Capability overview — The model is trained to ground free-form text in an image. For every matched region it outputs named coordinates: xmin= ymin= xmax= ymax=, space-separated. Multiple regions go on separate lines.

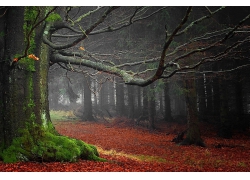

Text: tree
xmin=164 ymin=80 xmax=173 ymax=122
xmin=0 ymin=7 xmax=102 ymax=163
xmin=82 ymin=75 xmax=95 ymax=121
xmin=1 ymin=6 xmax=250 ymax=162
xmin=180 ymin=76 xmax=205 ymax=146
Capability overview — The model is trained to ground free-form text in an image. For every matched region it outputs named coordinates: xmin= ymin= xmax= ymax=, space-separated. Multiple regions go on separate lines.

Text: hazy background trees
xmin=47 ymin=6 xmax=250 ymax=144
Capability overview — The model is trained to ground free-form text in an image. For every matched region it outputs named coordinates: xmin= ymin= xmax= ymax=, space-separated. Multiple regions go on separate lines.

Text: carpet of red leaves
xmin=1 ymin=118 xmax=250 ymax=172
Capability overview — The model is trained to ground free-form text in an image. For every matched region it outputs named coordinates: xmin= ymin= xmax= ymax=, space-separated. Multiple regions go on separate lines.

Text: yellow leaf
xmin=79 ymin=46 xmax=85 ymax=51
xmin=28 ymin=54 xmax=39 ymax=61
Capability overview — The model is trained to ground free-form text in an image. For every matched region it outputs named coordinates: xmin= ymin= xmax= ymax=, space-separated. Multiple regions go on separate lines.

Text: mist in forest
xmin=48 ymin=6 xmax=250 ymax=138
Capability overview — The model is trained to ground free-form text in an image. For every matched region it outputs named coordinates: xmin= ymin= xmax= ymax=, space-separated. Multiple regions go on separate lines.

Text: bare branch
xmin=74 ymin=6 xmax=104 ymax=24
xmin=43 ymin=6 xmax=119 ymax=50
xmin=0 ymin=7 xmax=8 ymax=18
xmin=176 ymin=6 xmax=225 ymax=36
xmin=166 ymin=12 xmax=250 ymax=68
xmin=89 ymin=7 xmax=167 ymax=35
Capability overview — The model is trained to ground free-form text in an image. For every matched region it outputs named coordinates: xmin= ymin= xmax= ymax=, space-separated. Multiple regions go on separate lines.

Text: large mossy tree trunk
xmin=0 ymin=7 xmax=103 ymax=163
xmin=179 ymin=76 xmax=205 ymax=147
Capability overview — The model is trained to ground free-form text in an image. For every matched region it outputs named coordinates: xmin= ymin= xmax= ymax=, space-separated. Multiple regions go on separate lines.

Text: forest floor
xmin=1 ymin=115 xmax=250 ymax=172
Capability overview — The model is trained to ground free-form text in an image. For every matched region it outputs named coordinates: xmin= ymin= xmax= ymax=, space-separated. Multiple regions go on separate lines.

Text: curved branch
xmin=43 ymin=6 xmax=119 ymax=50
xmin=149 ymin=7 xmax=193 ymax=82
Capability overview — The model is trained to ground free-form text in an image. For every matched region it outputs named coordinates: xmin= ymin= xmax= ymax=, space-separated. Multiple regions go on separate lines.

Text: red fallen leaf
xmin=13 ymin=58 xmax=18 ymax=62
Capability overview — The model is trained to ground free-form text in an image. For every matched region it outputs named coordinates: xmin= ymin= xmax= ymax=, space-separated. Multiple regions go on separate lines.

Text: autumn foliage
xmin=1 ymin=117 xmax=250 ymax=172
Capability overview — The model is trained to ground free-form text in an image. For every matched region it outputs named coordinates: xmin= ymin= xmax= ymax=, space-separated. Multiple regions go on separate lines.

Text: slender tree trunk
xmin=142 ymin=87 xmax=149 ymax=119
xmin=234 ymin=64 xmax=246 ymax=131
xmin=108 ymin=81 xmax=115 ymax=107
xmin=205 ymin=76 xmax=213 ymax=119
xmin=218 ymin=76 xmax=232 ymax=138
xmin=82 ymin=75 xmax=95 ymax=121
xmin=196 ymin=73 xmax=206 ymax=122
xmin=115 ymin=78 xmax=125 ymax=116
xmin=92 ymin=80 xmax=98 ymax=108
xmin=136 ymin=86 xmax=142 ymax=118
xmin=212 ymin=75 xmax=221 ymax=123
xmin=164 ymin=80 xmax=173 ymax=122
xmin=180 ymin=77 xmax=205 ymax=147
xmin=148 ymin=84 xmax=156 ymax=129
xmin=127 ymin=85 xmax=135 ymax=120
xmin=159 ymin=90 xmax=164 ymax=118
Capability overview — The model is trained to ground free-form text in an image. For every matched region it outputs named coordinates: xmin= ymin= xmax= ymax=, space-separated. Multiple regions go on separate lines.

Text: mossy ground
xmin=0 ymin=123 xmax=106 ymax=163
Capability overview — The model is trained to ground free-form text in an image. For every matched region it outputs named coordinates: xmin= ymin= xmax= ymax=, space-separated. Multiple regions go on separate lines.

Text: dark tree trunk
xmin=108 ymin=81 xmax=115 ymax=106
xmin=66 ymin=81 xmax=79 ymax=104
xmin=196 ymin=73 xmax=206 ymax=122
xmin=180 ymin=77 xmax=205 ymax=147
xmin=205 ymin=76 xmax=213 ymax=119
xmin=0 ymin=7 xmax=102 ymax=163
xmin=218 ymin=76 xmax=232 ymax=138
xmin=127 ymin=85 xmax=135 ymax=120
xmin=92 ymin=80 xmax=98 ymax=108
xmin=164 ymin=80 xmax=173 ymax=122
xmin=142 ymin=86 xmax=149 ymax=119
xmin=82 ymin=75 xmax=95 ymax=121
xmin=211 ymin=75 xmax=221 ymax=123
xmin=115 ymin=78 xmax=125 ymax=116
xmin=148 ymin=84 xmax=156 ymax=129
xmin=234 ymin=63 xmax=246 ymax=131
xmin=136 ymin=86 xmax=142 ymax=118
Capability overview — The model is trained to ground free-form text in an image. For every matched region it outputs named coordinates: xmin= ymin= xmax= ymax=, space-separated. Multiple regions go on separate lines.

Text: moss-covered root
xmin=1 ymin=131 xmax=106 ymax=163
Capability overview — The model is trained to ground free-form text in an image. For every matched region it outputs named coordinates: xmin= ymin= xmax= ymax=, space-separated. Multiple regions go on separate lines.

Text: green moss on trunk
xmin=0 ymin=7 xmax=105 ymax=163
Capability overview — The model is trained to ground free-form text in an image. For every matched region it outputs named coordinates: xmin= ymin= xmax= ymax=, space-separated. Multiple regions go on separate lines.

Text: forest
xmin=0 ymin=6 xmax=250 ymax=172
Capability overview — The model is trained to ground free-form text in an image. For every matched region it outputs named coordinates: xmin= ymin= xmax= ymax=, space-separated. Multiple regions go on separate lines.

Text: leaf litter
xmin=1 ymin=119 xmax=250 ymax=172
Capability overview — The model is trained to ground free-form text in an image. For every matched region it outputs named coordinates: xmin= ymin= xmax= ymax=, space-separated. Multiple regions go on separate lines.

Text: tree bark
xmin=127 ymin=85 xmax=135 ymax=120
xmin=218 ymin=76 xmax=232 ymax=138
xmin=148 ymin=84 xmax=156 ymax=129
xmin=82 ymin=75 xmax=95 ymax=121
xmin=164 ymin=80 xmax=173 ymax=122
xmin=115 ymin=77 xmax=125 ymax=116
xmin=196 ymin=73 xmax=206 ymax=122
xmin=136 ymin=86 xmax=142 ymax=118
xmin=179 ymin=77 xmax=205 ymax=147
xmin=0 ymin=7 xmax=103 ymax=163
